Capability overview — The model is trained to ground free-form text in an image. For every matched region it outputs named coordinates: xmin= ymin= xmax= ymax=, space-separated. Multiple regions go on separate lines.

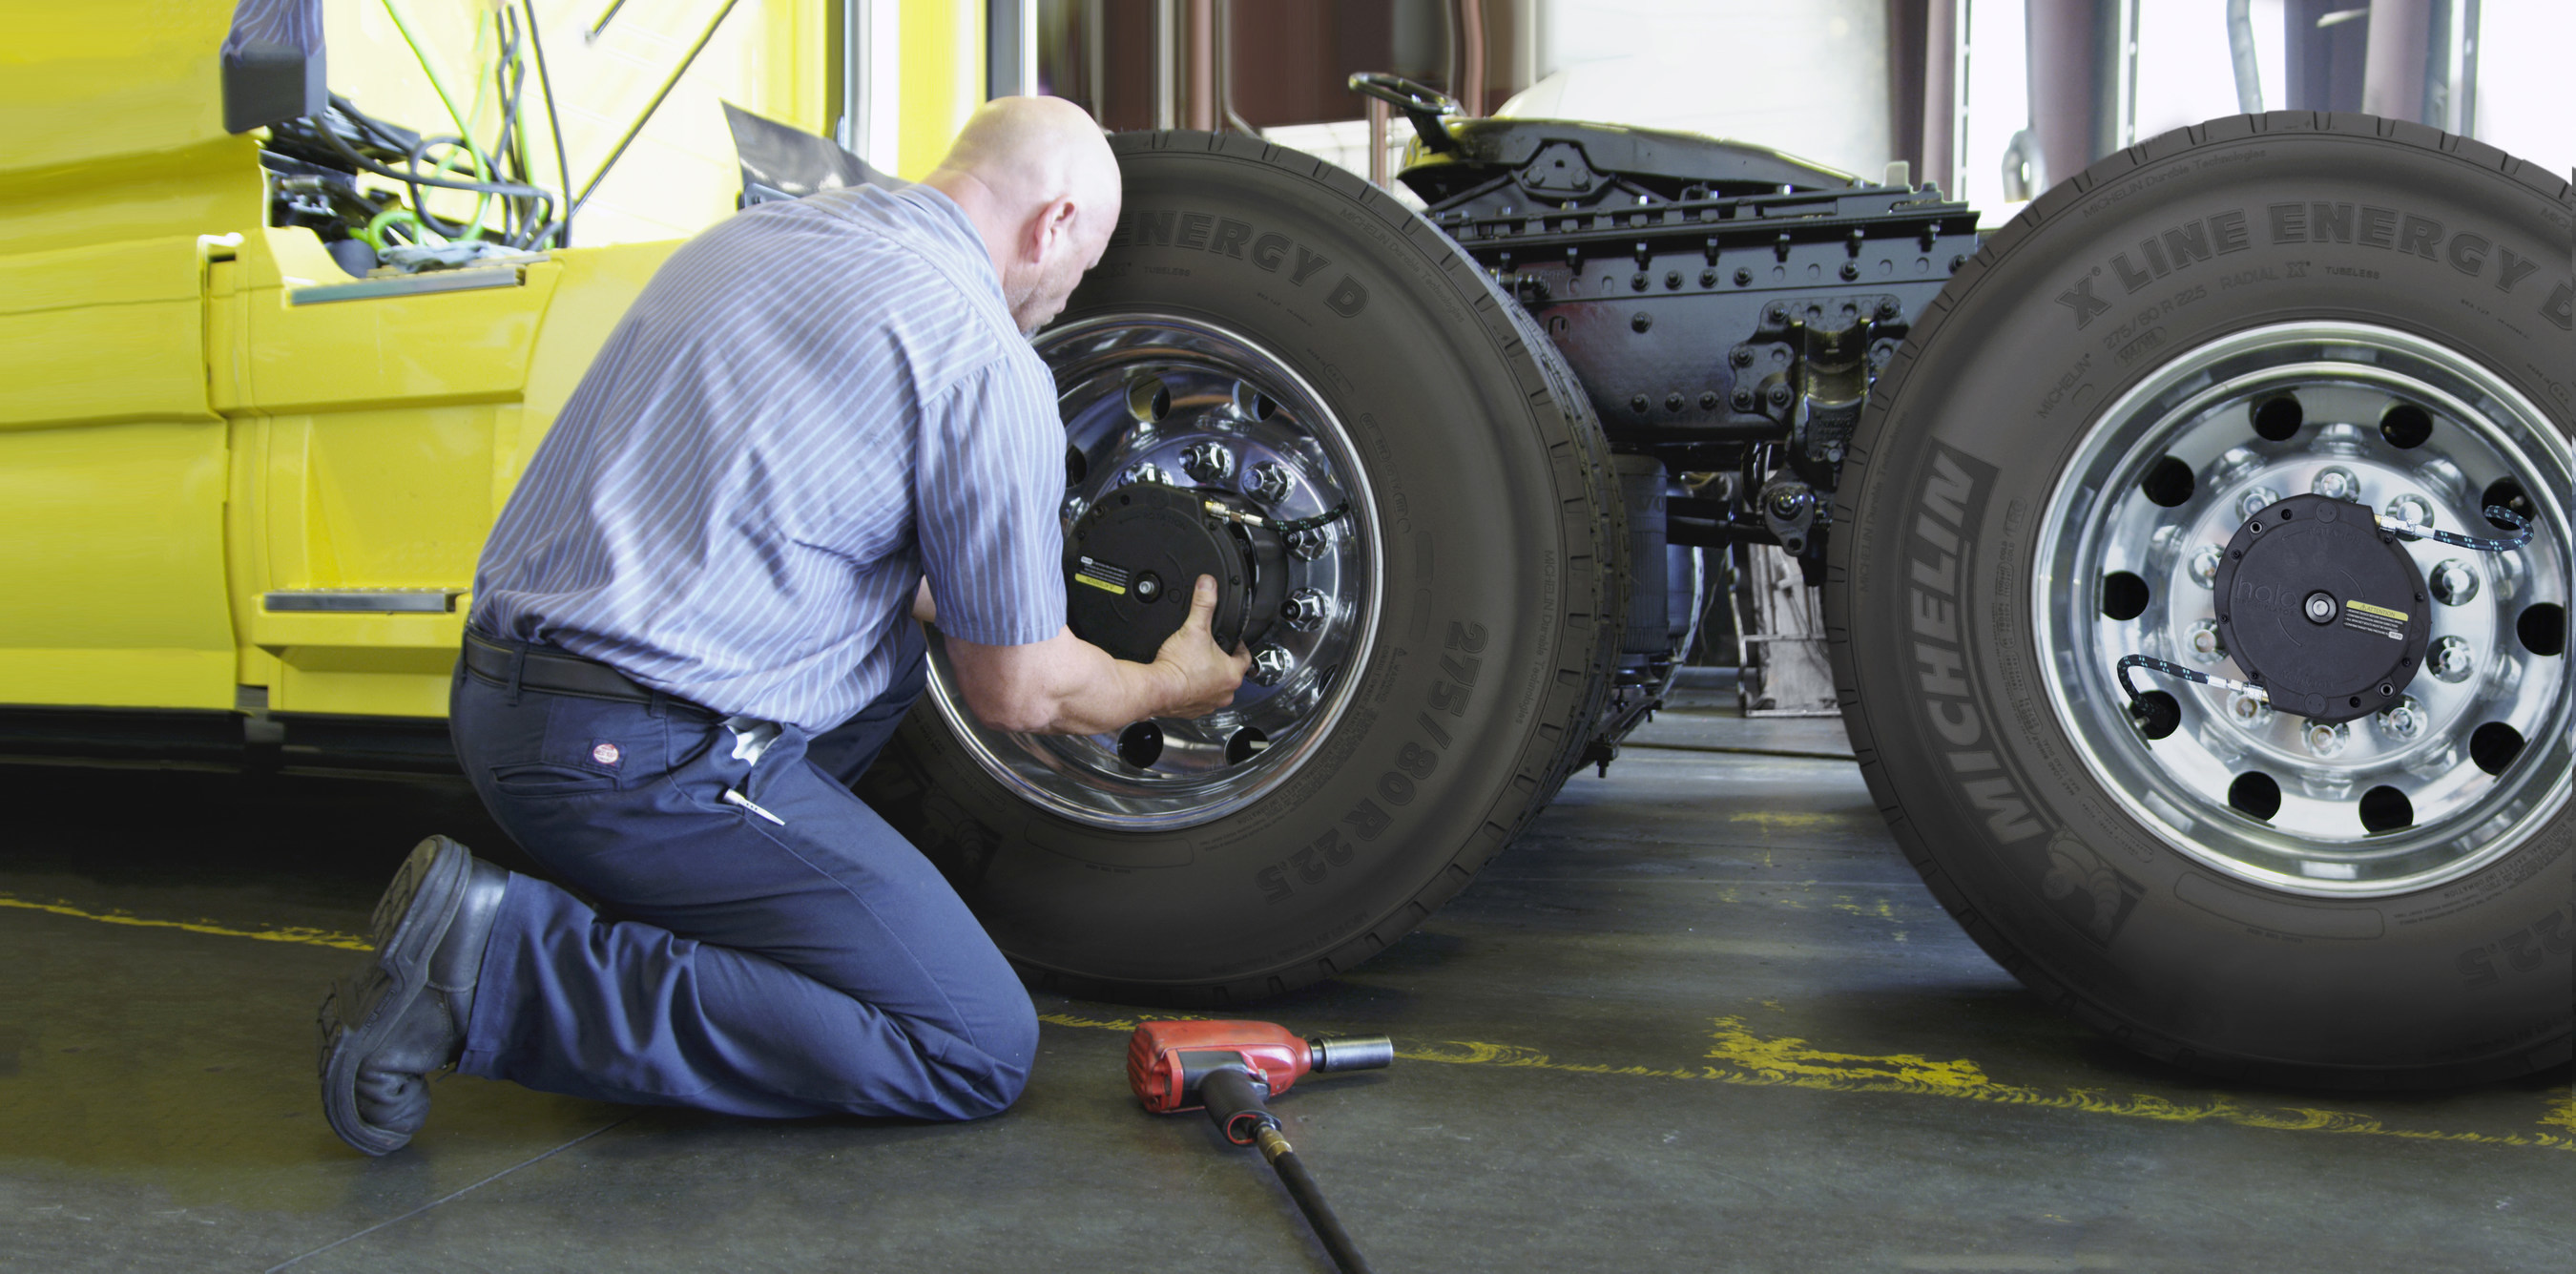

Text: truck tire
xmin=860 ymin=132 xmax=1621 ymax=1003
xmin=1831 ymin=113 xmax=2572 ymax=1087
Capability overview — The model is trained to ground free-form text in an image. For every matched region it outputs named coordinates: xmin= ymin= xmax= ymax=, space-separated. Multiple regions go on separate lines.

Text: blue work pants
xmin=446 ymin=639 xmax=1035 ymax=1120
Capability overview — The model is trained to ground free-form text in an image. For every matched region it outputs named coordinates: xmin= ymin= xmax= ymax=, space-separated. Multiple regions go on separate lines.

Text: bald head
xmin=923 ymin=97 xmax=1122 ymax=334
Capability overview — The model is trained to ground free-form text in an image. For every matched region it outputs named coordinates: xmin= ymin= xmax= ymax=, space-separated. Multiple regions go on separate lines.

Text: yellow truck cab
xmin=0 ymin=2 xmax=961 ymax=770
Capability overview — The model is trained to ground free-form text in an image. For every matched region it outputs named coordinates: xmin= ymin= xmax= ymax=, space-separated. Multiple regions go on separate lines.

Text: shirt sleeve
xmin=913 ymin=351 xmax=1068 ymax=647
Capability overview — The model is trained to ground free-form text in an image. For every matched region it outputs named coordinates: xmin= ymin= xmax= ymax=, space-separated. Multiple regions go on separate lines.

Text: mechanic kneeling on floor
xmin=316 ymin=96 xmax=1251 ymax=1156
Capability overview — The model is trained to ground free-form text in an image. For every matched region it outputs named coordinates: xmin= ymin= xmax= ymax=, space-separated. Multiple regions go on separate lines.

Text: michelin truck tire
xmin=1832 ymin=114 xmax=2572 ymax=1087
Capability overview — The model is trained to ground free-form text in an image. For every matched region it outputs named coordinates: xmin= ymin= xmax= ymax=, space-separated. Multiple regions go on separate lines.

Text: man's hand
xmin=1150 ymin=575 xmax=1255 ymax=719
xmin=942 ymin=574 xmax=1250 ymax=736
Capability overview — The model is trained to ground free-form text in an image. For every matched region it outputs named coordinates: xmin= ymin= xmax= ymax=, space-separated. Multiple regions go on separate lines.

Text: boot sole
xmin=318 ymin=835 xmax=471 ymax=1156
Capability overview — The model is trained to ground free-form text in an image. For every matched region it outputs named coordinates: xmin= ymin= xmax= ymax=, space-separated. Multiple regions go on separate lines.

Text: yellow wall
xmin=895 ymin=0 xmax=984 ymax=179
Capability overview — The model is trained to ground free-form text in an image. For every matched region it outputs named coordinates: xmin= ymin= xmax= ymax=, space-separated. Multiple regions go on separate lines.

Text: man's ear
xmin=1028 ymin=197 xmax=1079 ymax=263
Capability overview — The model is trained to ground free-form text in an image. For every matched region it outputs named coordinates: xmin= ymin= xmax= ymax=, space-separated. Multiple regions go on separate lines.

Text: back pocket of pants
xmin=489 ymin=762 xmax=619 ymax=797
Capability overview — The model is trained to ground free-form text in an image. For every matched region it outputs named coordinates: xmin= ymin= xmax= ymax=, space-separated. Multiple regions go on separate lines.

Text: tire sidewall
xmin=1838 ymin=117 xmax=2574 ymax=1081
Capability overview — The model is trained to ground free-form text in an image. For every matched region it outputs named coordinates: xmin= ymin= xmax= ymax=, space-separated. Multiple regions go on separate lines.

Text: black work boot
xmin=318 ymin=835 xmax=509 ymax=1156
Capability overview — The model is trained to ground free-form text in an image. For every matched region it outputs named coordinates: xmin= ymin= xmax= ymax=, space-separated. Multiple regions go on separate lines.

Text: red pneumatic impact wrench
xmin=1128 ymin=1020 xmax=1393 ymax=1274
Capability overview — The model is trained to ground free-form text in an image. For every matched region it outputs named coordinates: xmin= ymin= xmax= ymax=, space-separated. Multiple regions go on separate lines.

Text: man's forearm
xmin=944 ymin=574 xmax=1245 ymax=733
xmin=948 ymin=627 xmax=1188 ymax=735
xmin=1033 ymin=640 xmax=1190 ymax=735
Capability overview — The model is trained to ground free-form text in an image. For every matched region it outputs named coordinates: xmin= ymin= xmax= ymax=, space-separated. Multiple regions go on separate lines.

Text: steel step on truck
xmin=4 ymin=8 xmax=2566 ymax=1091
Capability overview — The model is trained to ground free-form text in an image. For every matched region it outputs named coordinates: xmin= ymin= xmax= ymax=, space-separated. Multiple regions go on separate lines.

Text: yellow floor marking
xmin=1704 ymin=1016 xmax=2576 ymax=1151
xmin=1832 ymin=896 xmax=1908 ymax=943
xmin=21 ymin=900 xmax=2563 ymax=1152
xmin=1045 ymin=1011 xmax=2574 ymax=1154
xmin=0 ymin=893 xmax=371 ymax=951
xmin=1725 ymin=811 xmax=1847 ymax=829
xmin=1039 ymin=1011 xmax=1210 ymax=1034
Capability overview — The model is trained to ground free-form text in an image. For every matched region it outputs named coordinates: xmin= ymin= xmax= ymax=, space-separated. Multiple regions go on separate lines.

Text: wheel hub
xmin=1066 ymin=483 xmax=1282 ymax=662
xmin=2211 ymin=492 xmax=2429 ymax=723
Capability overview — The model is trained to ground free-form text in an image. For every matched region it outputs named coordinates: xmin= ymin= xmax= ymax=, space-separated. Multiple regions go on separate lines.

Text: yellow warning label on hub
xmin=1073 ymin=554 xmax=1132 ymax=596
xmin=2343 ymin=598 xmax=2408 ymax=640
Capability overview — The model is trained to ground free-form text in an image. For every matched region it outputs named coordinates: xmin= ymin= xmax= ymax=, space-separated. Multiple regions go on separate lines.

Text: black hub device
xmin=1065 ymin=483 xmax=1282 ymax=664
xmin=2211 ymin=493 xmax=2430 ymax=724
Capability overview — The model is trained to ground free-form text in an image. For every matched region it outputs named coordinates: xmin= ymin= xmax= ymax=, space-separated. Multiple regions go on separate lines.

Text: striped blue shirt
xmin=470 ymin=185 xmax=1067 ymax=733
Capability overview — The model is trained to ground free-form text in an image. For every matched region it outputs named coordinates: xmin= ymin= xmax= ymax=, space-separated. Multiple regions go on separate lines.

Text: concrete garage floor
xmin=3 ymin=679 xmax=2569 ymax=1273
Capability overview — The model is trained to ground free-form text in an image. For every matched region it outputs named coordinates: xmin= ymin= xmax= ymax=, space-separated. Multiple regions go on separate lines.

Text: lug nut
xmin=2429 ymin=559 xmax=2479 ymax=606
xmin=1124 ymin=462 xmax=1171 ymax=487
xmin=2428 ymin=635 xmax=2475 ymax=682
xmin=2375 ymin=696 xmax=2428 ymax=741
xmin=2310 ymin=466 xmax=2360 ymax=501
xmin=2189 ymin=545 xmax=2224 ymax=588
xmin=1180 ymin=441 xmax=1236 ymax=484
xmin=1061 ymin=494 xmax=1086 ymax=524
xmin=2235 ymin=486 xmax=2281 ymax=520
xmin=2383 ymin=493 xmax=2434 ymax=528
xmin=2227 ymin=691 xmax=2273 ymax=731
xmin=2303 ymin=719 xmax=2351 ymax=757
xmin=1247 ymin=461 xmax=1296 ymax=505
xmin=1282 ymin=588 xmax=1332 ymax=632
xmin=1284 ymin=528 xmax=1329 ymax=561
xmin=1249 ymin=645 xmax=1294 ymax=686
xmin=2185 ymin=619 xmax=2224 ymax=663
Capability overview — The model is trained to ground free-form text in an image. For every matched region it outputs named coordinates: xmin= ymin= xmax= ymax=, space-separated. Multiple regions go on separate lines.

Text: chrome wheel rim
xmin=2034 ymin=322 xmax=2571 ymax=896
xmin=924 ymin=315 xmax=1381 ymax=831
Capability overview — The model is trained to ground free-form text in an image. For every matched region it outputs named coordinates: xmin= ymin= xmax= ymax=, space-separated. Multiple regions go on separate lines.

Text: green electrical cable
xmin=510 ymin=20 xmax=533 ymax=187
xmin=364 ymin=206 xmax=436 ymax=249
xmin=381 ymin=0 xmax=495 ymax=240
xmin=464 ymin=10 xmax=494 ymax=144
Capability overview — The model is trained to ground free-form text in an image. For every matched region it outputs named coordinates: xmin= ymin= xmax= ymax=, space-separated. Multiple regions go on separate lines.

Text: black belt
xmin=463 ymin=630 xmax=656 ymax=703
